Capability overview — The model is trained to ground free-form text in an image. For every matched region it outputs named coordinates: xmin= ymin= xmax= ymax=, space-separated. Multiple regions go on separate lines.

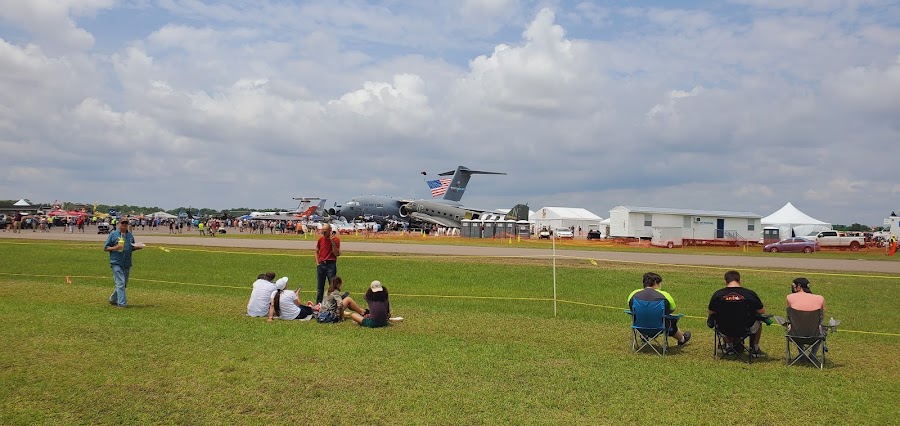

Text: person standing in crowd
xmin=103 ymin=220 xmax=143 ymax=308
xmin=314 ymin=224 xmax=341 ymax=304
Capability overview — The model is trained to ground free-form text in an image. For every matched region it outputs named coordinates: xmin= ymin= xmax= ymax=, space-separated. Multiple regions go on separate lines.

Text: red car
xmin=763 ymin=238 xmax=819 ymax=253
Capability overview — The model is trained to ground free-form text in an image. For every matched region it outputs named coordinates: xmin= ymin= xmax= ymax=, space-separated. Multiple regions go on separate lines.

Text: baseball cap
xmin=792 ymin=277 xmax=810 ymax=289
xmin=276 ymin=277 xmax=288 ymax=290
xmin=370 ymin=280 xmax=384 ymax=292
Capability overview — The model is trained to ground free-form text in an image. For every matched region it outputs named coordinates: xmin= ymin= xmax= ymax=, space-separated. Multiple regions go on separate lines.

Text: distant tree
xmin=847 ymin=223 xmax=871 ymax=232
xmin=832 ymin=224 xmax=846 ymax=231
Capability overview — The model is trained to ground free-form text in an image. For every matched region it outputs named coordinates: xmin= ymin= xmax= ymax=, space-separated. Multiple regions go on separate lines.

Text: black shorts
xmin=293 ymin=305 xmax=313 ymax=320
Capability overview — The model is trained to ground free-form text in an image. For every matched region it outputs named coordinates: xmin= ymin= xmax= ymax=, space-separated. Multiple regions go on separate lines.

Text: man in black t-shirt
xmin=708 ymin=270 xmax=767 ymax=357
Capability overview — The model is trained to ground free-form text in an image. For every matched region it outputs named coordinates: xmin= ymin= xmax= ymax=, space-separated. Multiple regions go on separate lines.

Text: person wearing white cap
xmin=350 ymin=280 xmax=391 ymax=328
xmin=267 ymin=277 xmax=314 ymax=322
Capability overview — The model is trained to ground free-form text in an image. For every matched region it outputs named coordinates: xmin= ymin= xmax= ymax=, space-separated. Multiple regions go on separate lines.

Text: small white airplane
xmin=249 ymin=197 xmax=326 ymax=220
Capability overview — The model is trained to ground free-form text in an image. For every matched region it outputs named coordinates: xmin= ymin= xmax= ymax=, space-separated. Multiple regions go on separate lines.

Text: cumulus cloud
xmin=0 ymin=0 xmax=114 ymax=51
xmin=0 ymin=1 xmax=898 ymax=225
xmin=455 ymin=8 xmax=593 ymax=114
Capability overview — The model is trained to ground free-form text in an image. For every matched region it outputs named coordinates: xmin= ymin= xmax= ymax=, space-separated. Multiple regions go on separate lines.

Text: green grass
xmin=160 ymin=229 xmax=900 ymax=261
xmin=1 ymin=240 xmax=898 ymax=425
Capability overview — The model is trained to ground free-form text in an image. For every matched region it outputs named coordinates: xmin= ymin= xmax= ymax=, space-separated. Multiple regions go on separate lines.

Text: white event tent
xmin=150 ymin=211 xmax=177 ymax=219
xmin=762 ymin=202 xmax=832 ymax=238
xmin=530 ymin=207 xmax=603 ymax=232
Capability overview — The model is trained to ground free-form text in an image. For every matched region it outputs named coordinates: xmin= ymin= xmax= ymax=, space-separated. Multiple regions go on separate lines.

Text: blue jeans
xmin=315 ymin=261 xmax=337 ymax=304
xmin=109 ymin=264 xmax=130 ymax=306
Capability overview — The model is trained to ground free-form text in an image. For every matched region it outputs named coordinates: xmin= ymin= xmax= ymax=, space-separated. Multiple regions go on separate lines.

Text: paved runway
xmin=3 ymin=229 xmax=898 ymax=274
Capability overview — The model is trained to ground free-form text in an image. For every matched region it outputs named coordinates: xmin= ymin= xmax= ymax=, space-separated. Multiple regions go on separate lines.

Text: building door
xmin=716 ymin=218 xmax=725 ymax=238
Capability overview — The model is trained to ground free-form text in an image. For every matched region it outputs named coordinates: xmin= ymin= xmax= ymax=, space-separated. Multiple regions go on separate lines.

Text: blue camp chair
xmin=625 ymin=299 xmax=684 ymax=356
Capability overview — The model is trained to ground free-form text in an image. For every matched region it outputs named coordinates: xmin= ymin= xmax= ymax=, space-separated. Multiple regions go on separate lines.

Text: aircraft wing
xmin=247 ymin=213 xmax=301 ymax=221
xmin=408 ymin=212 xmax=460 ymax=228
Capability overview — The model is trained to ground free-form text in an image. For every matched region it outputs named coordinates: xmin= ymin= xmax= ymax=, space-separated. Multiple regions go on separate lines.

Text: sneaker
xmin=108 ymin=300 xmax=117 ymax=306
xmin=723 ymin=344 xmax=736 ymax=356
xmin=677 ymin=330 xmax=692 ymax=346
xmin=750 ymin=347 xmax=766 ymax=358
xmin=116 ymin=304 xmax=127 ymax=309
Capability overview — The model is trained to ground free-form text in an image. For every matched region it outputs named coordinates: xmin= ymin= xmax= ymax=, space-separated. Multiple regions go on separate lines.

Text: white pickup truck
xmin=806 ymin=230 xmax=865 ymax=251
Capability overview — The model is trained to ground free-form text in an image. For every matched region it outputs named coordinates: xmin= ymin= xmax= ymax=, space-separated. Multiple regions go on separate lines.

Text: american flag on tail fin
xmin=427 ymin=178 xmax=451 ymax=197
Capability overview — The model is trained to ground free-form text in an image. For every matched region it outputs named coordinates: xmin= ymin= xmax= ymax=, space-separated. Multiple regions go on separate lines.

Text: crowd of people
xmin=247 ymin=274 xmax=392 ymax=328
xmin=97 ymin=216 xmax=831 ymax=352
xmin=244 ymin=223 xmax=392 ymax=328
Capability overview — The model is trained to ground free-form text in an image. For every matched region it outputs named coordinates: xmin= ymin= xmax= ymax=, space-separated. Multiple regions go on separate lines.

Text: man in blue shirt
xmin=104 ymin=220 xmax=142 ymax=307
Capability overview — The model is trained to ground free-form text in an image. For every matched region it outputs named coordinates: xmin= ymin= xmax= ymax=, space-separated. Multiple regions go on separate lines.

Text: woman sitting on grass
xmin=350 ymin=280 xmax=391 ymax=328
xmin=267 ymin=277 xmax=315 ymax=322
xmin=317 ymin=276 xmax=366 ymax=323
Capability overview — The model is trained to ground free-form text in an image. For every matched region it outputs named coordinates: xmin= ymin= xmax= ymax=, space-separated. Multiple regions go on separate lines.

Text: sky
xmin=0 ymin=0 xmax=898 ymax=225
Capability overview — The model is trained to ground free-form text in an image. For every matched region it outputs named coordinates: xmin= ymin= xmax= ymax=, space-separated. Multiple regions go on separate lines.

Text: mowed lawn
xmin=1 ymin=240 xmax=898 ymax=425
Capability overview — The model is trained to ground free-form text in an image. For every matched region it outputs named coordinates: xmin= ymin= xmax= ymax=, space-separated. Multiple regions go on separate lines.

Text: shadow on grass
xmin=102 ymin=303 xmax=157 ymax=309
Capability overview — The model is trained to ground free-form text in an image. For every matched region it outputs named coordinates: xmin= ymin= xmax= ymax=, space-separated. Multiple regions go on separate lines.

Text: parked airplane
xmin=249 ymin=198 xmax=325 ymax=220
xmin=329 ymin=166 xmax=506 ymax=223
xmin=400 ymin=201 xmax=530 ymax=228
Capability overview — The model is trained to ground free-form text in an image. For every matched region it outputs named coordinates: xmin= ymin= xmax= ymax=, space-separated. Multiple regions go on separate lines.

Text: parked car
xmin=586 ymin=230 xmax=605 ymax=240
xmin=763 ymin=238 xmax=819 ymax=253
xmin=555 ymin=228 xmax=574 ymax=239
xmin=806 ymin=230 xmax=865 ymax=251
xmin=538 ymin=228 xmax=551 ymax=239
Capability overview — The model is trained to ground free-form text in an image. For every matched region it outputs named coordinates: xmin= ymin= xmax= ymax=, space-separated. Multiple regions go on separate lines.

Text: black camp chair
xmin=711 ymin=298 xmax=769 ymax=364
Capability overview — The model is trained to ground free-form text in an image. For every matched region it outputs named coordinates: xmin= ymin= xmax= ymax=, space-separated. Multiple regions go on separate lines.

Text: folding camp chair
xmin=783 ymin=308 xmax=828 ymax=369
xmin=625 ymin=299 xmax=684 ymax=356
xmin=711 ymin=298 xmax=767 ymax=364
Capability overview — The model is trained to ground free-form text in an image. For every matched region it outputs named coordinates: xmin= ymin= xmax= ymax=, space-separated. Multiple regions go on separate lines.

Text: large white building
xmin=608 ymin=206 xmax=762 ymax=242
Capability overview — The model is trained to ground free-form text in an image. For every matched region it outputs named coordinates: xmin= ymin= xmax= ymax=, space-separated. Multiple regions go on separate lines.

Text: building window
xmin=644 ymin=214 xmax=652 ymax=227
xmin=747 ymin=219 xmax=755 ymax=231
xmin=683 ymin=216 xmax=691 ymax=228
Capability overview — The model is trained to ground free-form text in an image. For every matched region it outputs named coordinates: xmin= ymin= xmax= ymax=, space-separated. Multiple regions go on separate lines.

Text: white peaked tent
xmin=13 ymin=199 xmax=30 ymax=206
xmin=762 ymin=202 xmax=832 ymax=238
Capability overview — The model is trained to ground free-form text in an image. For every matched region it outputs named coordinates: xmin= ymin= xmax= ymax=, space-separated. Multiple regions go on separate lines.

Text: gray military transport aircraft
xmin=329 ymin=166 xmax=528 ymax=227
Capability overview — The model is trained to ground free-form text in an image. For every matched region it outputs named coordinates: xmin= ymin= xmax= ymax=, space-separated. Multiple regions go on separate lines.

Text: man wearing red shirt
xmin=315 ymin=224 xmax=341 ymax=304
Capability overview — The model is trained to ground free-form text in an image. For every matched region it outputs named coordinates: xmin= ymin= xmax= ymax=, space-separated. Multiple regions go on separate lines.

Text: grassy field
xmin=157 ymin=229 xmax=900 ymax=261
xmin=1 ymin=240 xmax=898 ymax=425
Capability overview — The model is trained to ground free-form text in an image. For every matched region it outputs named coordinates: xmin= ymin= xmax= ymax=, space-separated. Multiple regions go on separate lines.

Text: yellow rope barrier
xmin=2 ymin=241 xmax=899 ymax=337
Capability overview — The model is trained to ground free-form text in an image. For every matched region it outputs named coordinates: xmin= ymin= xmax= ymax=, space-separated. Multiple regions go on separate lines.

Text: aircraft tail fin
xmin=505 ymin=204 xmax=530 ymax=221
xmin=436 ymin=166 xmax=506 ymax=202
